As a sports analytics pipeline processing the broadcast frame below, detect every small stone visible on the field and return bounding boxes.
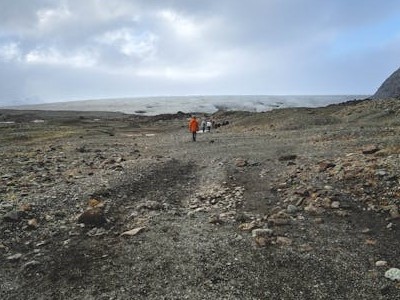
[235,158,248,167]
[27,218,38,229]
[45,215,53,221]
[362,145,380,155]
[254,236,271,247]
[7,253,23,261]
[304,204,324,215]
[88,198,103,208]
[295,198,304,206]
[389,210,400,220]
[268,218,291,226]
[375,260,388,267]
[0,203,14,210]
[376,170,388,176]
[3,210,22,222]
[331,201,340,209]
[294,189,310,197]
[120,227,145,237]
[287,205,297,214]
[388,205,400,220]
[19,203,32,212]
[314,217,324,224]
[320,198,332,208]
[251,228,274,238]
[268,211,291,226]
[239,221,260,231]
[209,214,223,225]
[276,236,293,246]
[324,185,334,190]
[385,268,400,281]
[319,161,336,172]
[365,239,377,245]
[36,241,47,247]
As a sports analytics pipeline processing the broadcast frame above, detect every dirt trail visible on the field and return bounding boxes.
[1,102,400,299]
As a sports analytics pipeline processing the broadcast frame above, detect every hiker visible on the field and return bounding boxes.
[200,119,206,133]
[188,116,199,141]
[206,120,212,132]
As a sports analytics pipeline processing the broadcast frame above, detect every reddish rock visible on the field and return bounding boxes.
[318,161,336,172]
[235,158,248,167]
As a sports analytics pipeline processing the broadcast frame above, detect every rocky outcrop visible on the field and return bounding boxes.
[373,67,400,99]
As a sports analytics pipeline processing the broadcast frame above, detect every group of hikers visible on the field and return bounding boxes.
[188,116,213,142]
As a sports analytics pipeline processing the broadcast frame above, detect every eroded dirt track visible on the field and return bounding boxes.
[1,102,400,299]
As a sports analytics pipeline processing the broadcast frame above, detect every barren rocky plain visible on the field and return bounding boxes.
[1,98,400,299]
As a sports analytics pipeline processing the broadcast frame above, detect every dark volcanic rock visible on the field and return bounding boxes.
[77,208,107,226]
[373,67,400,99]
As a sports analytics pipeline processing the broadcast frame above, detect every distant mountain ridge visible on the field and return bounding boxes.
[374,67,400,99]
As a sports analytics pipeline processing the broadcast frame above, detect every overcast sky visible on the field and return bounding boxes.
[1,0,400,106]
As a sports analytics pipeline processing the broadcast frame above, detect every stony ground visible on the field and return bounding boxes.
[1,99,400,299]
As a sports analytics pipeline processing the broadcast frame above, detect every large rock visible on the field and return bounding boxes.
[77,208,107,226]
[373,67,400,99]
[385,268,400,281]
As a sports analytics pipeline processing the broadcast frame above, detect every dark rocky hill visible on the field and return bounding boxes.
[373,67,400,99]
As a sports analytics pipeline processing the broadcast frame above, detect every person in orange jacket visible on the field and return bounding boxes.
[188,115,199,142]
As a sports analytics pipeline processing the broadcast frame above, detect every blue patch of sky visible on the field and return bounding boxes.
[329,15,400,57]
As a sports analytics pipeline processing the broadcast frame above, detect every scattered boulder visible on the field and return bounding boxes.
[385,268,400,281]
[375,260,388,267]
[362,145,380,155]
[77,208,107,226]
[286,205,298,214]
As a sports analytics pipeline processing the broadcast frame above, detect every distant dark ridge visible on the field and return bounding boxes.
[373,67,400,99]
[0,109,128,123]
[326,98,371,107]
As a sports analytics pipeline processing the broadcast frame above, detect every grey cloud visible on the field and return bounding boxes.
[1,0,400,105]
